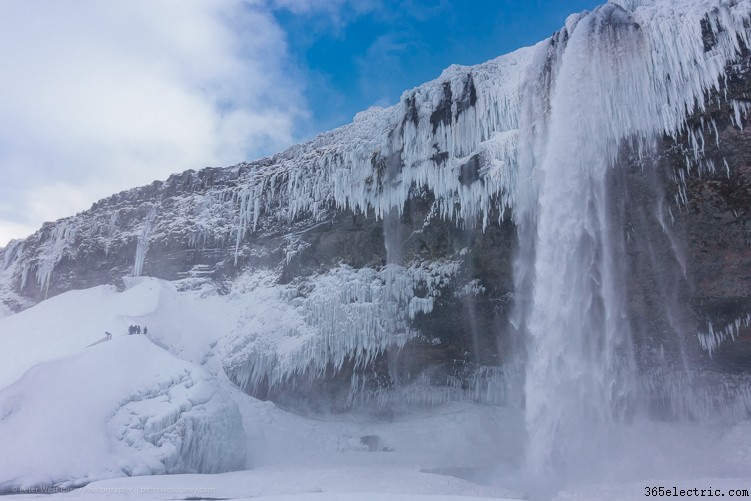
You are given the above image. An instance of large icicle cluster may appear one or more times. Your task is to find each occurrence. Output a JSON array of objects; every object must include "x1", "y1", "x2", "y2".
[
  {"x1": 222, "y1": 261, "x2": 460, "y2": 394},
  {"x1": 18, "y1": 42, "x2": 528, "y2": 284},
  {"x1": 227, "y1": 0, "x2": 751, "y2": 238},
  {"x1": 30, "y1": 221, "x2": 77, "y2": 296},
  {"x1": 227, "y1": 49, "x2": 531, "y2": 242}
]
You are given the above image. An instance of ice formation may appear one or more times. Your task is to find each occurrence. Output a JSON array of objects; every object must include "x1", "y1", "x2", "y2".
[
  {"x1": 698, "y1": 314, "x2": 751, "y2": 356},
  {"x1": 133, "y1": 209, "x2": 156, "y2": 277},
  {"x1": 34, "y1": 222, "x2": 76, "y2": 296},
  {"x1": 222, "y1": 262, "x2": 461, "y2": 395},
  {"x1": 519, "y1": 0, "x2": 751, "y2": 474}
]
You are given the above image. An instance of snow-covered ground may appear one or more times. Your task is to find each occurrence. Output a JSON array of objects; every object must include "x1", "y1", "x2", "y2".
[
  {"x1": 4, "y1": 474, "x2": 751, "y2": 501},
  {"x1": 0, "y1": 278, "x2": 252, "y2": 490},
  {"x1": 1, "y1": 278, "x2": 750, "y2": 500},
  {"x1": 0, "y1": 278, "x2": 520, "y2": 499}
]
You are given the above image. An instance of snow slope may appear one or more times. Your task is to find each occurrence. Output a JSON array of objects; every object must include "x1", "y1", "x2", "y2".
[
  {"x1": 0, "y1": 279, "x2": 162, "y2": 389},
  {"x1": 0, "y1": 278, "x2": 252, "y2": 491},
  {"x1": 0, "y1": 277, "x2": 252, "y2": 490},
  {"x1": 0, "y1": 335, "x2": 245, "y2": 491}
]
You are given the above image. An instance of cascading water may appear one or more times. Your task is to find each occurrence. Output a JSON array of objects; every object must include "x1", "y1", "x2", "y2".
[
  {"x1": 523, "y1": 6, "x2": 644, "y2": 475},
  {"x1": 506, "y1": 2, "x2": 749, "y2": 488},
  {"x1": 517, "y1": 0, "x2": 751, "y2": 480}
]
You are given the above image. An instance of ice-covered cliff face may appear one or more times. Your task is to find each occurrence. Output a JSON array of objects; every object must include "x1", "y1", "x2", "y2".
[{"x1": 1, "y1": 0, "x2": 751, "y2": 471}]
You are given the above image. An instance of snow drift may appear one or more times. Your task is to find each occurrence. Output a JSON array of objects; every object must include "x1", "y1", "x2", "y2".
[{"x1": 0, "y1": 333, "x2": 245, "y2": 492}]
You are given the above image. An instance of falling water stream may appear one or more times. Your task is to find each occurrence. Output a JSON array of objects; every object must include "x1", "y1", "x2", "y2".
[
  {"x1": 516, "y1": 0, "x2": 751, "y2": 482},
  {"x1": 523, "y1": 6, "x2": 644, "y2": 475}
]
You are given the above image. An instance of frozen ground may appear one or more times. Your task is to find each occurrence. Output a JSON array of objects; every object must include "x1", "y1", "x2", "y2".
[
  {"x1": 0, "y1": 278, "x2": 750, "y2": 500},
  {"x1": 0, "y1": 278, "x2": 518, "y2": 499}
]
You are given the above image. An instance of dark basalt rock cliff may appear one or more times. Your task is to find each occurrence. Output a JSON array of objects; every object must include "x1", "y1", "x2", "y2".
[{"x1": 646, "y1": 54, "x2": 751, "y2": 369}]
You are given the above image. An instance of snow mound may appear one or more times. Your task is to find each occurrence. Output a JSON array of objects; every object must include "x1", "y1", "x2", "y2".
[
  {"x1": 0, "y1": 278, "x2": 162, "y2": 389},
  {"x1": 0, "y1": 335, "x2": 245, "y2": 492}
]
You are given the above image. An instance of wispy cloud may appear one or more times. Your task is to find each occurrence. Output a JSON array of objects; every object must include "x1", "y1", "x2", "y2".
[
  {"x1": 0, "y1": 0, "x2": 307, "y2": 246},
  {"x1": 270, "y1": 0, "x2": 378, "y2": 25}
]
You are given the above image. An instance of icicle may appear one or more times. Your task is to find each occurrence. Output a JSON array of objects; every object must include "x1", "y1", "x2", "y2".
[
  {"x1": 133, "y1": 208, "x2": 156, "y2": 278},
  {"x1": 697, "y1": 313, "x2": 751, "y2": 357},
  {"x1": 34, "y1": 221, "x2": 77, "y2": 295}
]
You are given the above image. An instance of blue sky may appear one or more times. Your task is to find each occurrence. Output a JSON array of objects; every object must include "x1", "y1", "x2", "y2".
[
  {"x1": 0, "y1": 0, "x2": 602, "y2": 246},
  {"x1": 274, "y1": 0, "x2": 602, "y2": 136}
]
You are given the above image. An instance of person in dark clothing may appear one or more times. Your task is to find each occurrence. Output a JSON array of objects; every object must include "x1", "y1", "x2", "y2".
[
  {"x1": 137, "y1": 325, "x2": 141, "y2": 334},
  {"x1": 143, "y1": 327, "x2": 148, "y2": 335},
  {"x1": 128, "y1": 325, "x2": 134, "y2": 335}
]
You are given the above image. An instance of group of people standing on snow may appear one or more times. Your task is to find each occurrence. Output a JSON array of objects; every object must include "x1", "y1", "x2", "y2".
[{"x1": 128, "y1": 324, "x2": 147, "y2": 335}]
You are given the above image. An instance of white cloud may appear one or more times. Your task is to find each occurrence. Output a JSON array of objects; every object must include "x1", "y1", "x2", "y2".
[
  {"x1": 0, "y1": 223, "x2": 38, "y2": 252},
  {"x1": 0, "y1": 0, "x2": 307, "y2": 247}
]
